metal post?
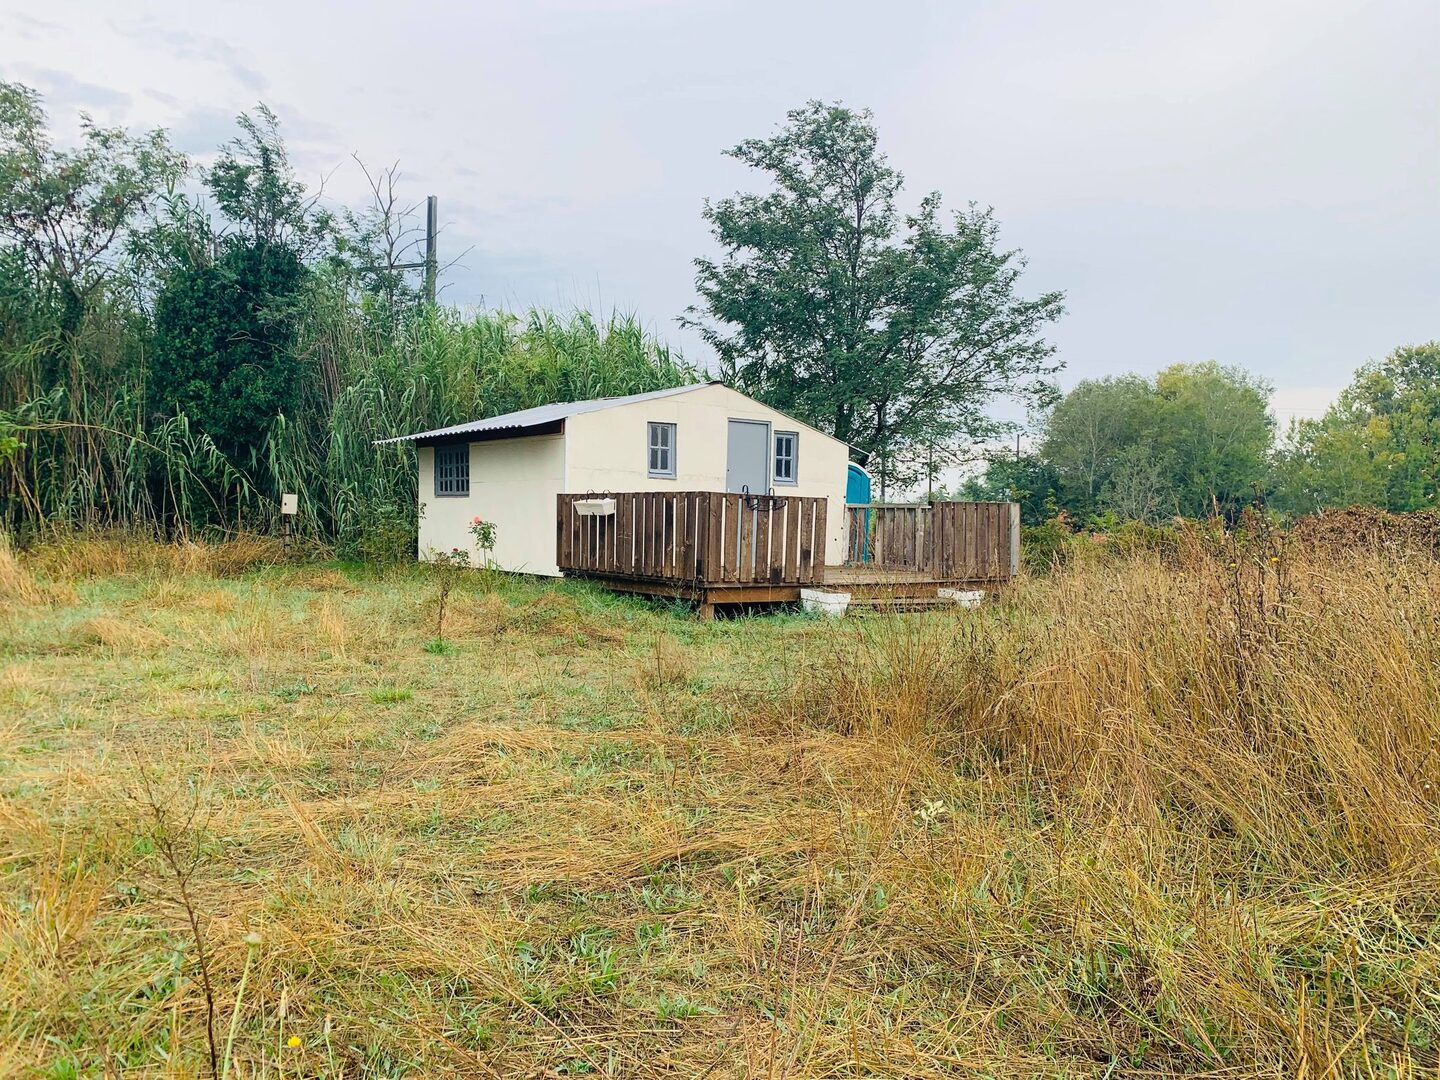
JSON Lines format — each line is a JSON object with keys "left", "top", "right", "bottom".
{"left": 424, "top": 195, "right": 438, "bottom": 305}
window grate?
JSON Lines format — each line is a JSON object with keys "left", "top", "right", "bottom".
{"left": 434, "top": 443, "right": 469, "bottom": 496}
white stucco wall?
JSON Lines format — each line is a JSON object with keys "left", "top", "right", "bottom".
{"left": 563, "top": 384, "right": 851, "bottom": 565}
{"left": 417, "top": 433, "right": 566, "bottom": 575}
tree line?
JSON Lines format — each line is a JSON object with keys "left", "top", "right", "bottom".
{"left": 2, "top": 83, "right": 1433, "bottom": 551}
{"left": 959, "top": 343, "right": 1440, "bottom": 525}
{"left": 681, "top": 101, "right": 1438, "bottom": 523}
{"left": 0, "top": 85, "right": 695, "bottom": 553}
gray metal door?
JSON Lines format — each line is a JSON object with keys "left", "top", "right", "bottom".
{"left": 726, "top": 419, "right": 770, "bottom": 494}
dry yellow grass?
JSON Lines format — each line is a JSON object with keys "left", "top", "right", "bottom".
{"left": 0, "top": 533, "right": 1437, "bottom": 1078}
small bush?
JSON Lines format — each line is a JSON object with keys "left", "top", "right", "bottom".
{"left": 346, "top": 499, "right": 418, "bottom": 565}
{"left": 1019, "top": 518, "right": 1076, "bottom": 572}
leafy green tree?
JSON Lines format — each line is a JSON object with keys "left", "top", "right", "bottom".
{"left": 148, "top": 108, "right": 315, "bottom": 466}
{"left": 1273, "top": 342, "right": 1440, "bottom": 513}
{"left": 1100, "top": 443, "right": 1176, "bottom": 523}
{"left": 958, "top": 451, "right": 1062, "bottom": 525}
{"left": 0, "top": 82, "right": 182, "bottom": 334}
{"left": 1152, "top": 362, "right": 1273, "bottom": 516}
{"left": 686, "top": 101, "right": 1064, "bottom": 496}
{"left": 149, "top": 242, "right": 306, "bottom": 464}
{"left": 207, "top": 105, "right": 327, "bottom": 255}
{"left": 1039, "top": 363, "right": 1272, "bottom": 520}
{"left": 1039, "top": 374, "right": 1155, "bottom": 511}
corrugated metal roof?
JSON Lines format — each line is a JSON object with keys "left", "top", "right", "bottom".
{"left": 374, "top": 381, "right": 720, "bottom": 444}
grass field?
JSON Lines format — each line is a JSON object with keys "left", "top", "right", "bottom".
{"left": 2, "top": 532, "right": 1439, "bottom": 1078}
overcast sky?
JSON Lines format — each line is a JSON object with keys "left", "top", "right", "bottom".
{"left": 4, "top": 0, "right": 1437, "bottom": 431}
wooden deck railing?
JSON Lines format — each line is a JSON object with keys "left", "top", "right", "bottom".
{"left": 557, "top": 492, "right": 827, "bottom": 587}
{"left": 845, "top": 501, "right": 1016, "bottom": 581}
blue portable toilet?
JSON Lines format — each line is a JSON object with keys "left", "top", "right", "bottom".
{"left": 846, "top": 463, "right": 873, "bottom": 562}
{"left": 846, "top": 462, "right": 872, "bottom": 505}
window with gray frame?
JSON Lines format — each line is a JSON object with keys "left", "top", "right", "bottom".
{"left": 773, "top": 431, "right": 798, "bottom": 484}
{"left": 434, "top": 443, "right": 469, "bottom": 496}
{"left": 648, "top": 422, "right": 676, "bottom": 478}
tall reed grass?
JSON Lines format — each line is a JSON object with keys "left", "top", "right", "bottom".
{"left": 779, "top": 540, "right": 1440, "bottom": 1073}
{"left": 2, "top": 301, "right": 697, "bottom": 550}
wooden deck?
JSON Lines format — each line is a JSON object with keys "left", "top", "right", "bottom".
{"left": 557, "top": 492, "right": 1018, "bottom": 617}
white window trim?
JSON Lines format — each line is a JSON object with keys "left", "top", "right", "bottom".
{"left": 647, "top": 421, "right": 677, "bottom": 479}
{"left": 773, "top": 430, "right": 798, "bottom": 486}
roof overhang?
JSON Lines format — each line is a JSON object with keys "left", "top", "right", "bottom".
{"left": 406, "top": 418, "right": 565, "bottom": 447}
{"left": 373, "top": 381, "right": 720, "bottom": 447}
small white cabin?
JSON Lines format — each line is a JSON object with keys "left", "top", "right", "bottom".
{"left": 381, "top": 382, "right": 851, "bottom": 575}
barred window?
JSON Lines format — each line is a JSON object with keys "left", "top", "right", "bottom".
{"left": 434, "top": 444, "right": 469, "bottom": 496}
{"left": 648, "top": 422, "right": 676, "bottom": 478}
{"left": 773, "top": 431, "right": 798, "bottom": 485}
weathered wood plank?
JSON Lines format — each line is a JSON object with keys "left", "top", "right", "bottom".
{"left": 617, "top": 494, "right": 632, "bottom": 575}
{"left": 979, "top": 503, "right": 990, "bottom": 578}
{"left": 670, "top": 494, "right": 682, "bottom": 578}
{"left": 780, "top": 500, "right": 792, "bottom": 582}
{"left": 967, "top": 503, "right": 979, "bottom": 578}
{"left": 671, "top": 498, "right": 682, "bottom": 578}
{"left": 570, "top": 497, "right": 580, "bottom": 570}
{"left": 556, "top": 495, "right": 569, "bottom": 569}
{"left": 954, "top": 503, "right": 966, "bottom": 578}
{"left": 783, "top": 498, "right": 799, "bottom": 583}
{"left": 739, "top": 500, "right": 756, "bottom": 583}
{"left": 986, "top": 502, "right": 996, "bottom": 577}
{"left": 704, "top": 492, "right": 722, "bottom": 583}
{"left": 967, "top": 504, "right": 979, "bottom": 578}
{"left": 636, "top": 493, "right": 647, "bottom": 576}
{"left": 941, "top": 503, "right": 956, "bottom": 579}
{"left": 640, "top": 494, "right": 651, "bottom": 577}
{"left": 566, "top": 495, "right": 577, "bottom": 571}
{"left": 663, "top": 493, "right": 675, "bottom": 579}
{"left": 637, "top": 493, "right": 650, "bottom": 576}
{"left": 722, "top": 494, "right": 740, "bottom": 583}
{"left": 996, "top": 503, "right": 1007, "bottom": 576}
{"left": 810, "top": 497, "right": 827, "bottom": 583}
{"left": 754, "top": 499, "right": 772, "bottom": 583}
{"left": 680, "top": 493, "right": 695, "bottom": 579}
{"left": 798, "top": 498, "right": 815, "bottom": 584}
{"left": 924, "top": 503, "right": 937, "bottom": 577}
